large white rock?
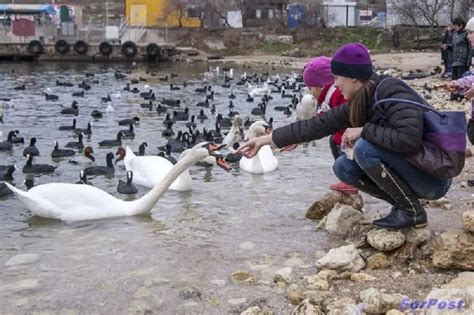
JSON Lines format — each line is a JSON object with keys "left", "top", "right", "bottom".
{"left": 316, "top": 245, "right": 365, "bottom": 272}
{"left": 462, "top": 210, "right": 474, "bottom": 233}
{"left": 325, "top": 204, "right": 363, "bottom": 237}
{"left": 359, "top": 288, "right": 407, "bottom": 314}
{"left": 432, "top": 230, "right": 474, "bottom": 271}
{"left": 367, "top": 229, "right": 406, "bottom": 252}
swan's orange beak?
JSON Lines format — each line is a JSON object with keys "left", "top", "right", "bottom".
{"left": 215, "top": 155, "right": 232, "bottom": 172}
{"left": 207, "top": 143, "right": 226, "bottom": 152}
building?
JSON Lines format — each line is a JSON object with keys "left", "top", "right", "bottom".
{"left": 323, "top": 1, "right": 357, "bottom": 27}
{"left": 125, "top": 0, "right": 201, "bottom": 28}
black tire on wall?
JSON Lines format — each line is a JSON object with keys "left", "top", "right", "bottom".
{"left": 121, "top": 41, "right": 137, "bottom": 58}
{"left": 74, "top": 40, "right": 89, "bottom": 55}
{"left": 99, "top": 41, "right": 113, "bottom": 56}
{"left": 55, "top": 40, "right": 70, "bottom": 55}
{"left": 146, "top": 43, "right": 160, "bottom": 57}
{"left": 28, "top": 40, "right": 44, "bottom": 55}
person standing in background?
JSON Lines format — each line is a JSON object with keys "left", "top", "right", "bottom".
{"left": 449, "top": 17, "right": 470, "bottom": 101}
{"left": 441, "top": 24, "right": 453, "bottom": 78}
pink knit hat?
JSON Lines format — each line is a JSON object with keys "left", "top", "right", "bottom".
{"left": 303, "top": 56, "right": 334, "bottom": 88}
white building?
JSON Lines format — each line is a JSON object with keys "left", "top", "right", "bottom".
{"left": 323, "top": 0, "right": 357, "bottom": 27}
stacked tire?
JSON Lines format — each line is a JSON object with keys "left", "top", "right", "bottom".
{"left": 121, "top": 41, "right": 137, "bottom": 58}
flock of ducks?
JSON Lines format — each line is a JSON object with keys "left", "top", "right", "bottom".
{"left": 0, "top": 65, "right": 316, "bottom": 221}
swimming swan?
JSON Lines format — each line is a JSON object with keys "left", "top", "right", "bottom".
{"left": 239, "top": 121, "right": 278, "bottom": 174}
{"left": 5, "top": 143, "right": 229, "bottom": 221}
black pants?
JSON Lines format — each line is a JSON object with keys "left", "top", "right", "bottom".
{"left": 452, "top": 65, "right": 469, "bottom": 80}
{"left": 329, "top": 137, "right": 341, "bottom": 161}
{"left": 451, "top": 65, "right": 469, "bottom": 101}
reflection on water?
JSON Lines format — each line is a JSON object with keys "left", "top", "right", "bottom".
{"left": 0, "top": 62, "right": 337, "bottom": 313}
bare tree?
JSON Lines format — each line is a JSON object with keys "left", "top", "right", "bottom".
{"left": 391, "top": 0, "right": 451, "bottom": 27}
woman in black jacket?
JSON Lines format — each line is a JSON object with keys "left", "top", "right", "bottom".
{"left": 239, "top": 43, "right": 452, "bottom": 230}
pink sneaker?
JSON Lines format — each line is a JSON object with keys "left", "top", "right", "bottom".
{"left": 329, "top": 182, "right": 358, "bottom": 195}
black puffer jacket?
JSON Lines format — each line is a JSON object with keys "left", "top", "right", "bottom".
{"left": 272, "top": 73, "right": 425, "bottom": 156}
{"left": 449, "top": 29, "right": 470, "bottom": 67}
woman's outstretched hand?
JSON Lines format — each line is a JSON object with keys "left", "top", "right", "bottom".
{"left": 238, "top": 134, "right": 273, "bottom": 158}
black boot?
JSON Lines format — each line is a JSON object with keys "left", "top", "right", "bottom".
{"left": 354, "top": 176, "right": 398, "bottom": 216}
{"left": 364, "top": 164, "right": 427, "bottom": 229}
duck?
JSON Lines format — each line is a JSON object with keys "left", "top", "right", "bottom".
{"left": 173, "top": 108, "right": 189, "bottom": 121}
{"left": 163, "top": 113, "right": 173, "bottom": 125}
{"left": 135, "top": 142, "right": 148, "bottom": 156}
{"left": 69, "top": 147, "right": 95, "bottom": 165}
{"left": 197, "top": 109, "right": 208, "bottom": 120}
{"left": 225, "top": 142, "right": 242, "bottom": 164}
{"left": 83, "top": 152, "right": 115, "bottom": 177}
{"left": 159, "top": 75, "right": 169, "bottom": 82}
{"left": 5, "top": 143, "right": 229, "bottom": 221}
{"left": 158, "top": 131, "right": 187, "bottom": 153}
{"left": 74, "top": 122, "right": 92, "bottom": 136}
{"left": 23, "top": 154, "right": 56, "bottom": 174}
{"left": 118, "top": 116, "right": 140, "bottom": 126}
{"left": 120, "top": 123, "right": 135, "bottom": 139}
{"left": 51, "top": 141, "right": 75, "bottom": 158}
{"left": 78, "top": 81, "right": 91, "bottom": 90}
{"left": 0, "top": 108, "right": 3, "bottom": 123}
{"left": 161, "top": 98, "right": 180, "bottom": 107}
{"left": 60, "top": 101, "right": 79, "bottom": 115}
{"left": 195, "top": 86, "right": 208, "bottom": 93}
{"left": 296, "top": 94, "right": 316, "bottom": 120}
{"left": 239, "top": 121, "right": 277, "bottom": 174}
{"left": 11, "top": 131, "right": 24, "bottom": 144}
{"left": 216, "top": 114, "right": 232, "bottom": 128}
{"left": 45, "top": 93, "right": 59, "bottom": 101}
{"left": 76, "top": 170, "right": 93, "bottom": 186}
{"left": 101, "top": 94, "right": 112, "bottom": 103}
{"left": 23, "top": 138, "right": 40, "bottom": 157}
{"left": 143, "top": 92, "right": 156, "bottom": 101}
{"left": 25, "top": 178, "right": 35, "bottom": 190}
{"left": 170, "top": 84, "right": 181, "bottom": 91}
{"left": 131, "top": 87, "right": 140, "bottom": 93}
{"left": 59, "top": 119, "right": 77, "bottom": 131}
{"left": 98, "top": 132, "right": 124, "bottom": 147}
{"left": 162, "top": 122, "right": 175, "bottom": 137}
{"left": 140, "top": 100, "right": 153, "bottom": 110}
{"left": 228, "top": 109, "right": 239, "bottom": 118}
{"left": 222, "top": 116, "right": 244, "bottom": 147}
{"left": 196, "top": 99, "right": 209, "bottom": 108}
{"left": 0, "top": 131, "right": 15, "bottom": 151}
{"left": 91, "top": 110, "right": 103, "bottom": 118}
{"left": 246, "top": 94, "right": 254, "bottom": 102}
{"left": 65, "top": 133, "right": 84, "bottom": 149}
{"left": 251, "top": 103, "right": 266, "bottom": 116}
{"left": 206, "top": 91, "right": 215, "bottom": 100}
{"left": 0, "top": 165, "right": 15, "bottom": 181}
{"left": 14, "top": 84, "right": 26, "bottom": 91}
{"left": 283, "top": 106, "right": 292, "bottom": 116}
{"left": 0, "top": 182, "right": 12, "bottom": 197}
{"left": 157, "top": 144, "right": 177, "bottom": 164}
{"left": 123, "top": 83, "right": 131, "bottom": 91}
{"left": 156, "top": 104, "right": 167, "bottom": 114}
{"left": 117, "top": 171, "right": 138, "bottom": 195}
{"left": 186, "top": 115, "right": 197, "bottom": 128}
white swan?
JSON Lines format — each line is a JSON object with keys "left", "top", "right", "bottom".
{"left": 240, "top": 121, "right": 278, "bottom": 174}
{"left": 248, "top": 82, "right": 270, "bottom": 97}
{"left": 4, "top": 142, "right": 229, "bottom": 221}
{"left": 124, "top": 147, "right": 192, "bottom": 191}
{"left": 222, "top": 115, "right": 244, "bottom": 147}
{"left": 296, "top": 94, "right": 316, "bottom": 121}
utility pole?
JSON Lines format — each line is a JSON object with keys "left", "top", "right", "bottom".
{"left": 106, "top": 0, "right": 109, "bottom": 26}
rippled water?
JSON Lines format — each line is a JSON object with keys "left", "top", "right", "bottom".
{"left": 0, "top": 62, "right": 338, "bottom": 314}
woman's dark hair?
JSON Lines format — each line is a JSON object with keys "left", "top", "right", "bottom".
{"left": 452, "top": 17, "right": 466, "bottom": 28}
{"left": 349, "top": 79, "right": 376, "bottom": 127}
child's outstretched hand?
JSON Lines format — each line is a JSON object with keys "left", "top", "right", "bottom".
{"left": 444, "top": 82, "right": 459, "bottom": 92}
{"left": 238, "top": 135, "right": 273, "bottom": 158}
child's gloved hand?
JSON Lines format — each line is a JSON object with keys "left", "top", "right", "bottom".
{"left": 444, "top": 81, "right": 459, "bottom": 92}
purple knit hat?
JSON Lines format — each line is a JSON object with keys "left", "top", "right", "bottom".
{"left": 303, "top": 56, "right": 335, "bottom": 88}
{"left": 331, "top": 43, "right": 373, "bottom": 80}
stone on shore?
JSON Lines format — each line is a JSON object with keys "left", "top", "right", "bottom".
{"left": 316, "top": 245, "right": 365, "bottom": 272}
{"left": 367, "top": 229, "right": 405, "bottom": 252}
{"left": 306, "top": 191, "right": 363, "bottom": 220}
{"left": 432, "top": 230, "right": 474, "bottom": 271}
